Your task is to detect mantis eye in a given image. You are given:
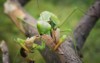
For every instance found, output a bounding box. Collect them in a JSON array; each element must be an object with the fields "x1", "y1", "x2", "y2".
[{"x1": 37, "y1": 21, "x2": 51, "y2": 35}]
